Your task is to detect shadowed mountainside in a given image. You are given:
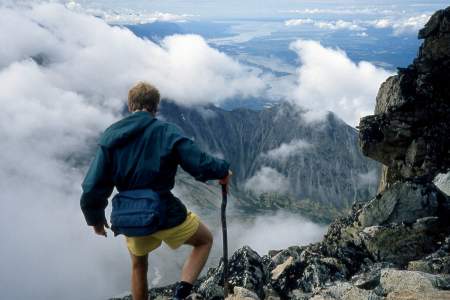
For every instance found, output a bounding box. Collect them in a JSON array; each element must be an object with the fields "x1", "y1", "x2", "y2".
[
  {"x1": 162, "y1": 102, "x2": 379, "y2": 222},
  {"x1": 112, "y1": 5, "x2": 450, "y2": 300}
]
